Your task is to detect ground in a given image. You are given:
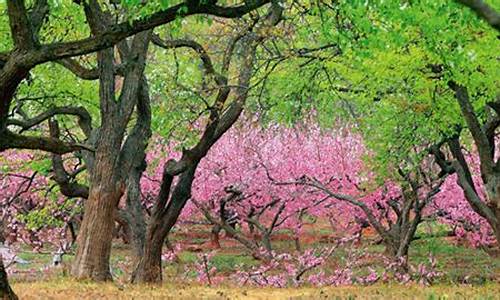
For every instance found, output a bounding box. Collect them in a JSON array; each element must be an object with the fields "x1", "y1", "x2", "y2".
[
  {"x1": 7, "y1": 220, "x2": 500, "y2": 299},
  {"x1": 12, "y1": 280, "x2": 500, "y2": 300}
]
